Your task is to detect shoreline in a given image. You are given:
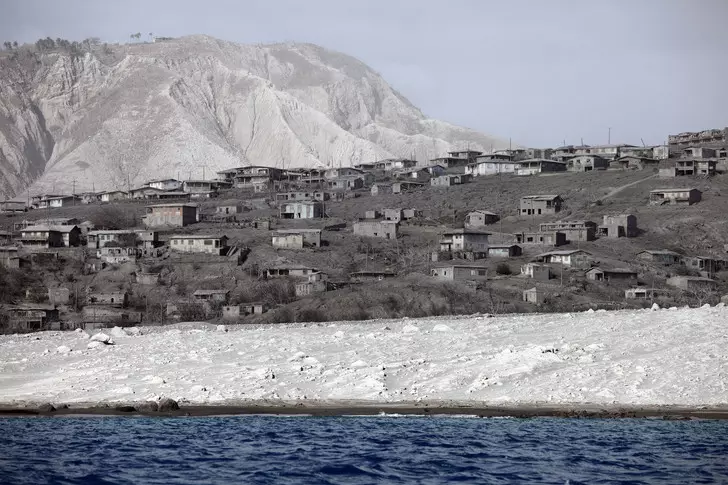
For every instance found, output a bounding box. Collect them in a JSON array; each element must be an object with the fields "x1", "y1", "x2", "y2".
[{"x1": 2, "y1": 402, "x2": 728, "y2": 420}]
